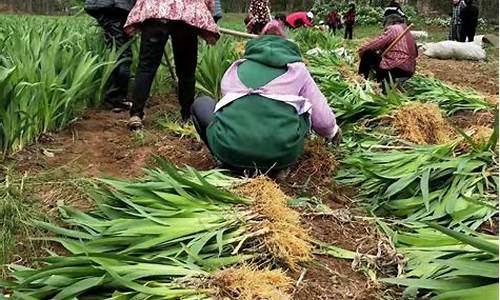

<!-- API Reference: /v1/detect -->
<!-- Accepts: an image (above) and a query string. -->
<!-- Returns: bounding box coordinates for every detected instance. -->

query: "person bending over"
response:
[85,0,135,112]
[286,11,314,29]
[191,21,341,173]
[124,0,219,130]
[358,15,417,87]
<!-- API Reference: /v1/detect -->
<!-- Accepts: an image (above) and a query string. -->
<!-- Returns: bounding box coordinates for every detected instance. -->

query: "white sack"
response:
[411,31,428,40]
[422,40,486,61]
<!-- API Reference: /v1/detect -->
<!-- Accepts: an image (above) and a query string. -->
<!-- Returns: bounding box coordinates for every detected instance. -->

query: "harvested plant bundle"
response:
[407,75,494,114]
[391,102,453,145]
[382,222,499,300]
[213,265,293,300]
[1,163,308,299]
[337,142,498,227]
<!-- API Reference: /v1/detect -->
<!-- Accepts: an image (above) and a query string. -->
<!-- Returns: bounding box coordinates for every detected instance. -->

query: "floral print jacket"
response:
[125,0,219,44]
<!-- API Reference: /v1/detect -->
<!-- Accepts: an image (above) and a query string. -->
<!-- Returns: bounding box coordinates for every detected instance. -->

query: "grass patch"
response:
[0,173,48,277]
[0,165,94,277]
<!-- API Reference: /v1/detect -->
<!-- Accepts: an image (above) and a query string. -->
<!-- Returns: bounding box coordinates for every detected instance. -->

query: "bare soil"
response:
[418,55,499,96]
[2,94,399,299]
[12,96,214,181]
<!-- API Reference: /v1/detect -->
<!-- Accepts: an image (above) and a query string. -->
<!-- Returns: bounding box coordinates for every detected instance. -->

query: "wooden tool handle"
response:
[381,24,414,57]
[219,28,258,39]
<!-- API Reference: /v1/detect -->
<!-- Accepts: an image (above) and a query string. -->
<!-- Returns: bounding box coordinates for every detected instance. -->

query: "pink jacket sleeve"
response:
[299,70,339,139]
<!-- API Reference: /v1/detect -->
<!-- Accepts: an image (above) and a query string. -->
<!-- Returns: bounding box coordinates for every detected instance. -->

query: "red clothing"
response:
[286,12,313,29]
[359,24,418,73]
[124,0,219,44]
[344,9,356,24]
[326,11,340,26]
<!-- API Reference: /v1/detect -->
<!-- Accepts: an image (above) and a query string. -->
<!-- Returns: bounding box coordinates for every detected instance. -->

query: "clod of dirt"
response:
[391,103,453,145]
[235,176,313,270]
[213,265,293,300]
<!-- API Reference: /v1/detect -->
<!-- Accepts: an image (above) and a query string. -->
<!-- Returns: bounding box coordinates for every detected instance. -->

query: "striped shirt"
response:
[214,0,222,17]
[359,24,418,73]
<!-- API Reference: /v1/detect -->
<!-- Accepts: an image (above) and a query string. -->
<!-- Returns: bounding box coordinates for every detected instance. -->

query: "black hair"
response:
[275,13,286,22]
[384,14,404,26]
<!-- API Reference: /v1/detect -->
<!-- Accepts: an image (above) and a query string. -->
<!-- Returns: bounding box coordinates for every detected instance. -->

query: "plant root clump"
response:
[338,64,365,83]
[285,138,338,193]
[457,126,495,153]
[234,177,313,270]
[471,126,494,144]
[391,103,453,145]
[213,265,293,300]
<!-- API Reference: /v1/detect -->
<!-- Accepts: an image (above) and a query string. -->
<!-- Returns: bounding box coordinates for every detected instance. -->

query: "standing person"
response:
[460,0,479,42]
[191,21,341,172]
[84,0,135,112]
[286,11,314,29]
[383,0,406,24]
[326,9,341,34]
[247,0,271,34]
[124,0,219,130]
[449,0,466,41]
[358,15,418,86]
[214,0,223,23]
[344,3,356,40]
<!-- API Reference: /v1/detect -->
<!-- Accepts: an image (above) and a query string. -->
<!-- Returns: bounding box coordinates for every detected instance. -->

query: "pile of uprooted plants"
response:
[0,161,316,299]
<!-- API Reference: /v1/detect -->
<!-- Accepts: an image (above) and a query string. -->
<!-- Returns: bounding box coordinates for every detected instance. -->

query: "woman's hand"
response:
[331,128,343,146]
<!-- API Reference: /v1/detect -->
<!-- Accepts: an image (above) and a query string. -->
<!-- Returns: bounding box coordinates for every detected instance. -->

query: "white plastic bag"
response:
[422,40,486,61]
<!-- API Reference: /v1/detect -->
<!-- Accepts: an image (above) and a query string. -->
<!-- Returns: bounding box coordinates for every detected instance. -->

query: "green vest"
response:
[207,60,310,170]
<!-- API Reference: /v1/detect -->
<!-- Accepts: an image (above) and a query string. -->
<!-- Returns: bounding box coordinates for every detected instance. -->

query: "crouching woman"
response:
[191,21,341,172]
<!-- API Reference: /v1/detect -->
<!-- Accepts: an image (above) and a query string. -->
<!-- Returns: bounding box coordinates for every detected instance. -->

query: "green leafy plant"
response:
[196,38,238,100]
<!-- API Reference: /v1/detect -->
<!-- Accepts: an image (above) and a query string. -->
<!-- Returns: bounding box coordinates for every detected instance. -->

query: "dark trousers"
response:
[328,24,337,34]
[131,19,198,119]
[95,10,132,106]
[191,96,216,146]
[191,96,283,176]
[460,26,476,42]
[344,23,353,39]
[358,49,413,84]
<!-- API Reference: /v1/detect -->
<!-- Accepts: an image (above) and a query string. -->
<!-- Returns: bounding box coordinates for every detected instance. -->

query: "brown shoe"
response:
[127,116,143,130]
